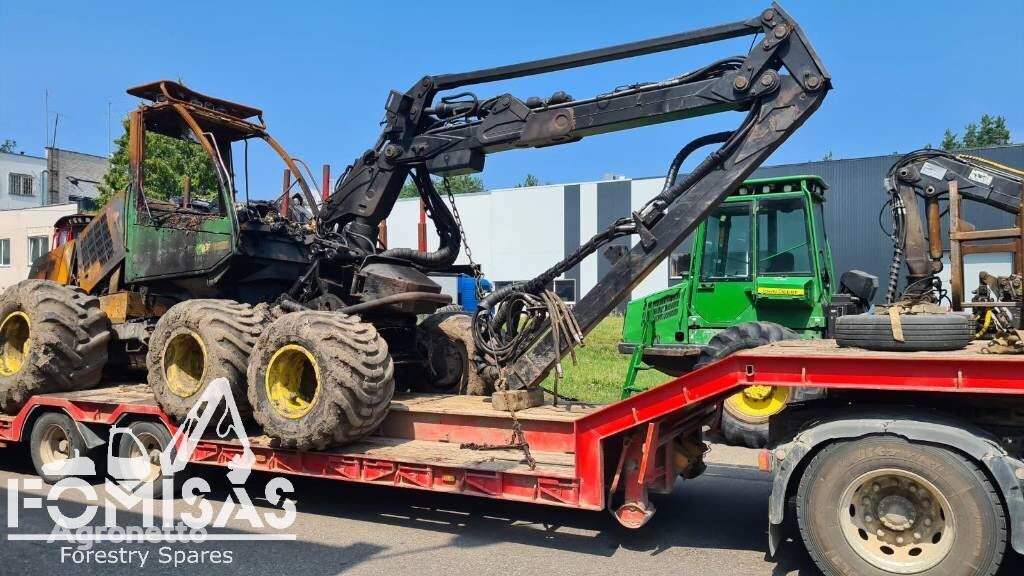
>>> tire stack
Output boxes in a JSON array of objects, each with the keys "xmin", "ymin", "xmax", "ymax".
[{"xmin": 835, "ymin": 312, "xmax": 973, "ymax": 351}]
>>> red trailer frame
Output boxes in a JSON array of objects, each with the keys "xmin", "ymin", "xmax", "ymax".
[{"xmin": 2, "ymin": 340, "xmax": 1023, "ymax": 532}]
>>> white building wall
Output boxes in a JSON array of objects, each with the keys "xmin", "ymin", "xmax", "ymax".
[
  {"xmin": 629, "ymin": 177, "xmax": 670, "ymax": 299},
  {"xmin": 0, "ymin": 203, "xmax": 78, "ymax": 288},
  {"xmin": 488, "ymin": 185, "xmax": 563, "ymax": 282},
  {"xmin": 0, "ymin": 152, "xmax": 48, "ymax": 210},
  {"xmin": 578, "ymin": 182, "xmax": 599, "ymax": 296}
]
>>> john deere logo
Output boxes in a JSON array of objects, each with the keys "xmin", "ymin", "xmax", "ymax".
[{"xmin": 757, "ymin": 286, "xmax": 804, "ymax": 296}]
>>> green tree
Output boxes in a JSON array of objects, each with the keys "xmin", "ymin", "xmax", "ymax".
[
  {"xmin": 0, "ymin": 139, "xmax": 16, "ymax": 153},
  {"xmin": 398, "ymin": 174, "xmax": 485, "ymax": 198},
  {"xmin": 941, "ymin": 115, "xmax": 1011, "ymax": 150},
  {"xmin": 516, "ymin": 173, "xmax": 541, "ymax": 187},
  {"xmin": 97, "ymin": 118, "xmax": 219, "ymax": 207}
]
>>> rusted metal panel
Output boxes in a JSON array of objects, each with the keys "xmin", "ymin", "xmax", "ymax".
[
  {"xmin": 98, "ymin": 291, "xmax": 169, "ymax": 324},
  {"xmin": 28, "ymin": 242, "xmax": 74, "ymax": 284},
  {"xmin": 74, "ymin": 192, "xmax": 126, "ymax": 293}
]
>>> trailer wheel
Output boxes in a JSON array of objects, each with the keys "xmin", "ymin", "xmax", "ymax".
[
  {"xmin": 147, "ymin": 299, "xmax": 269, "ymax": 421},
  {"xmin": 797, "ymin": 437, "xmax": 1006, "ymax": 576},
  {"xmin": 248, "ymin": 311, "xmax": 395, "ymax": 450},
  {"xmin": 696, "ymin": 322, "xmax": 797, "ymax": 448},
  {"xmin": 835, "ymin": 313, "xmax": 973, "ymax": 351},
  {"xmin": 0, "ymin": 280, "xmax": 109, "ymax": 413},
  {"xmin": 416, "ymin": 310, "xmax": 491, "ymax": 395},
  {"xmin": 114, "ymin": 420, "xmax": 174, "ymax": 499},
  {"xmin": 29, "ymin": 412, "xmax": 91, "ymax": 484}
]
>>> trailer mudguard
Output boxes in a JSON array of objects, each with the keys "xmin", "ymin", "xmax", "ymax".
[{"xmin": 767, "ymin": 410, "xmax": 1024, "ymax": 556}]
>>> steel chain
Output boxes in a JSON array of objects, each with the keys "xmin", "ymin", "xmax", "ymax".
[{"xmin": 442, "ymin": 176, "xmax": 484, "ymax": 298}]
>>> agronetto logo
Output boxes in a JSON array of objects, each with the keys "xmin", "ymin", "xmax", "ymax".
[{"xmin": 5, "ymin": 378, "xmax": 297, "ymax": 568}]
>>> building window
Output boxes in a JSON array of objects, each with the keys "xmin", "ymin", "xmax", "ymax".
[
  {"xmin": 0, "ymin": 239, "xmax": 9, "ymax": 266},
  {"xmin": 8, "ymin": 173, "xmax": 34, "ymax": 196},
  {"xmin": 554, "ymin": 278, "xmax": 576, "ymax": 303},
  {"xmin": 28, "ymin": 236, "xmax": 49, "ymax": 265}
]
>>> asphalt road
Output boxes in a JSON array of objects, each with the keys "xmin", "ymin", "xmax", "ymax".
[{"xmin": 1, "ymin": 443, "xmax": 1020, "ymax": 576}]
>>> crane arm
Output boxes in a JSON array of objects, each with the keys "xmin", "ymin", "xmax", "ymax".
[{"xmin": 884, "ymin": 150, "xmax": 1024, "ymax": 302}]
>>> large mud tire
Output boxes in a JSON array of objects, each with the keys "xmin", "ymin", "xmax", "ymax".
[
  {"xmin": 0, "ymin": 280, "xmax": 109, "ymax": 413},
  {"xmin": 248, "ymin": 311, "xmax": 395, "ymax": 450},
  {"xmin": 416, "ymin": 310, "xmax": 491, "ymax": 395},
  {"xmin": 147, "ymin": 299, "xmax": 269, "ymax": 422},
  {"xmin": 696, "ymin": 321, "xmax": 798, "ymax": 449}
]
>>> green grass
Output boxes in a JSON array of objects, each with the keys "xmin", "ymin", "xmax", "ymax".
[{"xmin": 541, "ymin": 315, "xmax": 668, "ymax": 404}]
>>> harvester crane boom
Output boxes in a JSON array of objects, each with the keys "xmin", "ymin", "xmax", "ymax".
[
  {"xmin": 323, "ymin": 3, "xmax": 831, "ymax": 392},
  {"xmin": 885, "ymin": 150, "xmax": 1024, "ymax": 302}
]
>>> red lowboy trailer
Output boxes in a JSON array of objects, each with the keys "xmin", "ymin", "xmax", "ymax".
[{"xmin": 3, "ymin": 339, "xmax": 1023, "ymax": 576}]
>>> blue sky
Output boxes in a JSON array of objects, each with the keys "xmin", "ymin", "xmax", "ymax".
[{"xmin": 1, "ymin": 1, "xmax": 1021, "ymax": 198}]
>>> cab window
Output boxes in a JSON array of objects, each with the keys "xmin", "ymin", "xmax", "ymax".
[
  {"xmin": 757, "ymin": 196, "xmax": 813, "ymax": 276},
  {"xmin": 700, "ymin": 203, "xmax": 752, "ymax": 280}
]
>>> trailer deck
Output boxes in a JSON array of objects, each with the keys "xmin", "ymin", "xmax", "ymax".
[{"xmin": 3, "ymin": 339, "xmax": 1024, "ymax": 530}]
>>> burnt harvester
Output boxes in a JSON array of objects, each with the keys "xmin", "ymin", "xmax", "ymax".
[{"xmin": 5, "ymin": 3, "xmax": 829, "ymax": 449}]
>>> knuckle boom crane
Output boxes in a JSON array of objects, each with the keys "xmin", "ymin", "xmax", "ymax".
[
  {"xmin": 884, "ymin": 150, "xmax": 1024, "ymax": 304},
  {"xmin": 311, "ymin": 2, "xmax": 831, "ymax": 398}
]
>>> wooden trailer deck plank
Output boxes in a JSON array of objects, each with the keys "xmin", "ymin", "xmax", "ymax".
[
  {"xmin": 736, "ymin": 339, "xmax": 1024, "ymax": 362},
  {"xmin": 233, "ymin": 435, "xmax": 574, "ymax": 477},
  {"xmin": 389, "ymin": 393, "xmax": 600, "ymax": 422}
]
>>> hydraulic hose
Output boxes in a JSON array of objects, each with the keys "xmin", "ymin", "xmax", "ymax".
[{"xmin": 378, "ymin": 167, "xmax": 461, "ymax": 269}]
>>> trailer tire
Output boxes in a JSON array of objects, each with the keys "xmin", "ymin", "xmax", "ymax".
[
  {"xmin": 416, "ymin": 310, "xmax": 491, "ymax": 395},
  {"xmin": 248, "ymin": 311, "xmax": 394, "ymax": 450},
  {"xmin": 797, "ymin": 436, "xmax": 1006, "ymax": 576},
  {"xmin": 114, "ymin": 420, "xmax": 174, "ymax": 499},
  {"xmin": 835, "ymin": 313, "xmax": 973, "ymax": 351},
  {"xmin": 0, "ymin": 280, "xmax": 109, "ymax": 413},
  {"xmin": 29, "ymin": 411, "xmax": 92, "ymax": 484},
  {"xmin": 147, "ymin": 299, "xmax": 269, "ymax": 422},
  {"xmin": 696, "ymin": 321, "xmax": 797, "ymax": 448}
]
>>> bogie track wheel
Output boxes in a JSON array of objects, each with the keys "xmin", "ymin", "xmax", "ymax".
[
  {"xmin": 248, "ymin": 311, "xmax": 395, "ymax": 450},
  {"xmin": 147, "ymin": 300, "xmax": 269, "ymax": 421}
]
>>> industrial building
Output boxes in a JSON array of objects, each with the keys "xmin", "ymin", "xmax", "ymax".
[
  {"xmin": 0, "ymin": 148, "xmax": 108, "ymax": 287},
  {"xmin": 387, "ymin": 144, "xmax": 1024, "ymax": 305}
]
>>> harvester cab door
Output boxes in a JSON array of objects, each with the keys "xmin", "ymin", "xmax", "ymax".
[
  {"xmin": 123, "ymin": 109, "xmax": 237, "ymax": 284},
  {"xmin": 751, "ymin": 193, "xmax": 820, "ymax": 327},
  {"xmin": 690, "ymin": 202, "xmax": 756, "ymax": 328}
]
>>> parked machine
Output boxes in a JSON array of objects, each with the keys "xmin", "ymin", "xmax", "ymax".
[
  {"xmin": 3, "ymin": 4, "xmax": 830, "ymax": 451},
  {"xmin": 618, "ymin": 175, "xmax": 875, "ymax": 447}
]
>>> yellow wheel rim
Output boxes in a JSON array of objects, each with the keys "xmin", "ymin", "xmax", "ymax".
[
  {"xmin": 0, "ymin": 311, "xmax": 31, "ymax": 376},
  {"xmin": 723, "ymin": 384, "xmax": 791, "ymax": 424},
  {"xmin": 162, "ymin": 331, "xmax": 206, "ymax": 398},
  {"xmin": 265, "ymin": 344, "xmax": 320, "ymax": 420}
]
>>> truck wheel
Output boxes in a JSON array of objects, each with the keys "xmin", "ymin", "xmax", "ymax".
[
  {"xmin": 797, "ymin": 437, "xmax": 1006, "ymax": 576},
  {"xmin": 147, "ymin": 299, "xmax": 268, "ymax": 421},
  {"xmin": 0, "ymin": 279, "xmax": 109, "ymax": 413},
  {"xmin": 115, "ymin": 420, "xmax": 174, "ymax": 499},
  {"xmin": 29, "ymin": 412, "xmax": 91, "ymax": 484},
  {"xmin": 248, "ymin": 311, "xmax": 395, "ymax": 450},
  {"xmin": 695, "ymin": 321, "xmax": 797, "ymax": 448},
  {"xmin": 416, "ymin": 310, "xmax": 491, "ymax": 395},
  {"xmin": 835, "ymin": 313, "xmax": 973, "ymax": 351}
]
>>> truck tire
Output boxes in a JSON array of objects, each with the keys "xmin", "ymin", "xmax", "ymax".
[
  {"xmin": 797, "ymin": 437, "xmax": 1006, "ymax": 576},
  {"xmin": 695, "ymin": 321, "xmax": 797, "ymax": 449},
  {"xmin": 147, "ymin": 299, "xmax": 269, "ymax": 421},
  {"xmin": 835, "ymin": 312, "xmax": 973, "ymax": 351},
  {"xmin": 248, "ymin": 311, "xmax": 394, "ymax": 450},
  {"xmin": 0, "ymin": 279, "xmax": 109, "ymax": 413},
  {"xmin": 29, "ymin": 411, "xmax": 92, "ymax": 484},
  {"xmin": 416, "ymin": 310, "xmax": 491, "ymax": 395}
]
